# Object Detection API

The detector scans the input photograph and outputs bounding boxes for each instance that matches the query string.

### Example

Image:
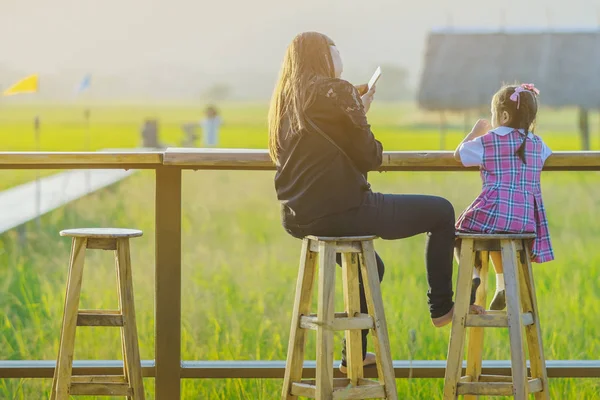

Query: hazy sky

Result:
[1,0,598,98]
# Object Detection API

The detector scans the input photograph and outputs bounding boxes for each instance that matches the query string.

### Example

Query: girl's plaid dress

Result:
[456,126,554,263]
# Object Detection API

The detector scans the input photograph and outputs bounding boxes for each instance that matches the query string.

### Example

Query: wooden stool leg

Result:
[443,238,476,400]
[465,251,489,400]
[51,239,78,400]
[500,240,528,400]
[121,329,132,400]
[282,238,317,400]
[519,246,550,400]
[120,329,132,400]
[359,241,398,400]
[114,243,131,400]
[116,238,146,400]
[51,237,87,400]
[316,242,336,400]
[341,253,363,386]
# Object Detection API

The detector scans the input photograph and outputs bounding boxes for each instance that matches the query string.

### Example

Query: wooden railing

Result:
[1,148,600,399]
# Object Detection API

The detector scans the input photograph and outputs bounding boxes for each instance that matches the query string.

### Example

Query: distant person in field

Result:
[269,31,471,374]
[201,105,222,147]
[455,83,554,311]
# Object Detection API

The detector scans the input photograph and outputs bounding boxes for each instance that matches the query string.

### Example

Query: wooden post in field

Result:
[579,107,590,150]
[16,225,27,247]
[439,112,447,150]
[155,166,182,399]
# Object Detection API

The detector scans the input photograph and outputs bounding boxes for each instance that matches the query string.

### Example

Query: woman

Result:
[269,32,465,372]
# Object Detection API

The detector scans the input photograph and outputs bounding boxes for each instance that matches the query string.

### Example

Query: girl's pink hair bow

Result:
[509,83,540,109]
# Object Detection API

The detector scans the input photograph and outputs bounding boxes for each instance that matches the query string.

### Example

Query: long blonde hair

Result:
[268,32,336,162]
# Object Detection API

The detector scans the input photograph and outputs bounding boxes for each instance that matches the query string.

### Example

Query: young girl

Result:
[200,105,222,147]
[454,83,554,310]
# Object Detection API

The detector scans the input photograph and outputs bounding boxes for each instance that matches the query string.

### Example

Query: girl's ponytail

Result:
[516,133,527,164]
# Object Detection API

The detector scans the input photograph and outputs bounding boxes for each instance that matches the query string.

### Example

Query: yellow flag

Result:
[3,74,39,96]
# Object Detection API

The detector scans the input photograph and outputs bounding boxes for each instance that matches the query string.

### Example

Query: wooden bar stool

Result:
[51,228,146,400]
[443,233,549,400]
[281,235,397,400]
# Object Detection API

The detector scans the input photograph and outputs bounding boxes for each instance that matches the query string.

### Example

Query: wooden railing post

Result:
[155,166,182,399]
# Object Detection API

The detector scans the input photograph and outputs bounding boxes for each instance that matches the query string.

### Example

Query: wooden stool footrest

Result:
[77,310,124,327]
[300,313,374,331]
[457,378,543,396]
[478,374,513,382]
[71,375,127,384]
[70,382,132,396]
[291,378,386,399]
[465,311,533,328]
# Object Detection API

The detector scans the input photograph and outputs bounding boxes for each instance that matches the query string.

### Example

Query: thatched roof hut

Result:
[418,28,600,111]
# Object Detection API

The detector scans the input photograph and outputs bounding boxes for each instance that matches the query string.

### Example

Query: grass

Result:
[0,101,598,192]
[0,102,599,398]
[0,102,597,191]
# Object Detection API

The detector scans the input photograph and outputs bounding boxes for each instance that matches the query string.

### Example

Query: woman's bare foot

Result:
[431,304,486,328]
[339,352,377,374]
[431,307,454,327]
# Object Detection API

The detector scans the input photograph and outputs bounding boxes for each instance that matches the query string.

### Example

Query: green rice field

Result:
[0,102,599,399]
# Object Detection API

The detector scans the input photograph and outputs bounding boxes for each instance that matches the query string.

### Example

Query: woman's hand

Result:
[354,83,368,96]
[361,85,376,114]
[471,119,491,137]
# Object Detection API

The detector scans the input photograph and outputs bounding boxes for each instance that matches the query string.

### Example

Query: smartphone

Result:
[368,66,382,91]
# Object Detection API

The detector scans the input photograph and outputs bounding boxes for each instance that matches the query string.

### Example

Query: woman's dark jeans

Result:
[283,192,456,364]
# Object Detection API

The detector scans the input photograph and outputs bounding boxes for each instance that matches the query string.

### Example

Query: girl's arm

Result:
[540,139,552,164]
[454,119,492,163]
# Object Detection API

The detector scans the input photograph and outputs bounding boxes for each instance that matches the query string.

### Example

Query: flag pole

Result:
[2,74,41,230]
[84,107,91,191]
[34,115,41,228]
[75,74,92,191]
[85,108,91,151]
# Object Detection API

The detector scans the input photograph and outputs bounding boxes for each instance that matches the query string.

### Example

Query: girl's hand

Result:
[361,85,376,113]
[472,119,491,137]
[455,119,491,162]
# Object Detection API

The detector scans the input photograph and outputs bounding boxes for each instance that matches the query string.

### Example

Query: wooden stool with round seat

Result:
[281,235,397,400]
[51,228,146,400]
[443,233,549,400]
